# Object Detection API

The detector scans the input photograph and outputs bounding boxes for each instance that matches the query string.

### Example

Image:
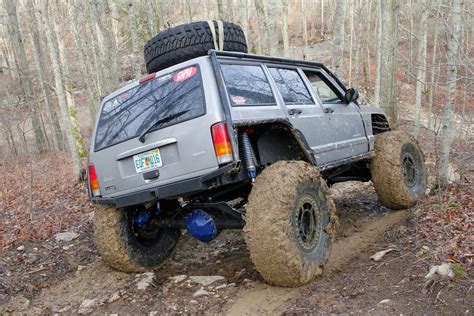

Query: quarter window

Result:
[221,64,276,106]
[269,68,314,104]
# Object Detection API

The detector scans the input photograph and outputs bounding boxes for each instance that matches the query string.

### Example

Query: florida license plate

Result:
[133,148,163,173]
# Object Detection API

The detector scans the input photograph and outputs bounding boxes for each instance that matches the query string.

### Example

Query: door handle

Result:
[323,107,334,114]
[288,109,302,115]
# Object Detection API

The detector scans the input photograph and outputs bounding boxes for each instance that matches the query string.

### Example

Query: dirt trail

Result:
[224,210,408,315]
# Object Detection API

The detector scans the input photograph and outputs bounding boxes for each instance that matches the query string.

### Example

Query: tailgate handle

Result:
[143,169,160,181]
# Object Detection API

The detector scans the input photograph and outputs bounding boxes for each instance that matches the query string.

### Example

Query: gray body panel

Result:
[89,57,224,199]
[88,53,387,205]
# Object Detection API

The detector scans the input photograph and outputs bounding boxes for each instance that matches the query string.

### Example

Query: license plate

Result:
[133,148,163,173]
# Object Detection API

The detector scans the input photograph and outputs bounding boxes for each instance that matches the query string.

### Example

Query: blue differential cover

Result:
[184,209,217,242]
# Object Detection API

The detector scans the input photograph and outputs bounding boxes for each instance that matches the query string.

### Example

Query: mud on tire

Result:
[144,21,247,73]
[93,205,180,272]
[244,161,338,287]
[371,131,427,210]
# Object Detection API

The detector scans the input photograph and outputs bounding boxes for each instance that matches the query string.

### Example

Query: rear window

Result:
[221,64,276,106]
[94,65,205,151]
[269,68,314,104]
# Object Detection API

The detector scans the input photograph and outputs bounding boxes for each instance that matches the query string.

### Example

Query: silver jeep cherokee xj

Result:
[88,23,427,287]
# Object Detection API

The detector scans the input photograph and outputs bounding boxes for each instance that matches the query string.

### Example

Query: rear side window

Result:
[269,68,314,104]
[94,65,205,151]
[221,64,276,106]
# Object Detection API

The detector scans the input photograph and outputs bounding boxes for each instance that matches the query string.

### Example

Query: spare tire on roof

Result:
[144,21,248,73]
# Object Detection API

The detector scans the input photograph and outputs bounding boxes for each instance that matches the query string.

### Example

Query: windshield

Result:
[94,65,205,151]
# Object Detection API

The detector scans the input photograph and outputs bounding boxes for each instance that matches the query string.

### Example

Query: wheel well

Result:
[237,123,312,167]
[371,114,390,135]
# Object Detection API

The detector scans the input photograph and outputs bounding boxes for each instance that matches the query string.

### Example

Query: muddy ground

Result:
[1,179,472,315]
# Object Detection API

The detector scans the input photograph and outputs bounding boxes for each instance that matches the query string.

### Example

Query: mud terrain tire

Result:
[93,205,180,272]
[244,161,338,287]
[144,21,247,73]
[371,131,427,210]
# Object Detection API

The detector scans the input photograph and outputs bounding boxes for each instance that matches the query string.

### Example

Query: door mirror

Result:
[344,88,359,104]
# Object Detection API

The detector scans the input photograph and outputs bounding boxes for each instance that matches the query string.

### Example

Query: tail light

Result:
[211,122,233,165]
[88,164,101,197]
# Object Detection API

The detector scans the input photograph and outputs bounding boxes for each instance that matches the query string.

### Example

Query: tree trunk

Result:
[332,0,346,77]
[128,1,142,79]
[146,0,158,37]
[41,0,81,180]
[4,0,48,153]
[436,0,462,187]
[281,0,290,57]
[26,0,63,151]
[301,0,309,59]
[374,0,383,105]
[255,0,267,54]
[267,0,278,56]
[378,0,399,127]
[320,0,324,38]
[67,2,99,121]
[414,0,429,137]
[427,0,441,131]
[217,0,225,20]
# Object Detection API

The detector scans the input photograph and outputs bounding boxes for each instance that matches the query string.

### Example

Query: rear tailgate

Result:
[90,61,223,198]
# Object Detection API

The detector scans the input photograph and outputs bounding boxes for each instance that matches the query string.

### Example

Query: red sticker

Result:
[173,67,198,82]
[232,96,246,105]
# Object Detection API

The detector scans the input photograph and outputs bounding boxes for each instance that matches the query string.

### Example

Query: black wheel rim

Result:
[294,195,321,252]
[401,151,417,188]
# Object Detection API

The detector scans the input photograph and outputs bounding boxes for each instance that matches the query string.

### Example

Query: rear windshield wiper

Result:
[138,110,189,143]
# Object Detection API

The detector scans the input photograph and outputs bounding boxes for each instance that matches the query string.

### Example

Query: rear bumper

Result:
[91,162,242,208]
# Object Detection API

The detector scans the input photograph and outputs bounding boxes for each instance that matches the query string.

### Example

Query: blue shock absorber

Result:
[239,132,257,181]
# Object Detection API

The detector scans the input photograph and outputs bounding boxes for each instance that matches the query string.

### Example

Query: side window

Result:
[303,70,343,103]
[221,64,276,106]
[268,68,314,104]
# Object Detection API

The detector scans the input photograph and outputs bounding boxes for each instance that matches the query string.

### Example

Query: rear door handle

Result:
[323,107,334,114]
[288,109,302,115]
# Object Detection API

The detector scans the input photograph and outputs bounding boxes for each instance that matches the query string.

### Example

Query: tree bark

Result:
[301,0,309,59]
[281,0,290,57]
[332,0,346,77]
[378,0,400,127]
[26,0,63,151]
[436,0,462,187]
[128,1,142,79]
[427,1,440,131]
[41,0,81,180]
[4,0,48,153]
[146,0,158,37]
[374,0,383,105]
[414,0,429,137]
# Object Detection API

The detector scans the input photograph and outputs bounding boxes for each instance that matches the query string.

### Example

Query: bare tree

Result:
[146,0,158,37]
[378,0,399,126]
[41,0,81,180]
[427,0,441,130]
[281,0,290,57]
[128,1,142,79]
[437,0,462,187]
[4,0,48,153]
[26,0,63,151]
[414,0,429,137]
[332,0,346,76]
[301,0,309,59]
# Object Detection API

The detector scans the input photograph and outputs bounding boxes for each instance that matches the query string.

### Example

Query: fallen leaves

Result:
[0,153,93,250]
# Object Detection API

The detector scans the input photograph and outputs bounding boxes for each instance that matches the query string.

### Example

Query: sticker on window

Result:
[232,95,246,105]
[173,67,198,82]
